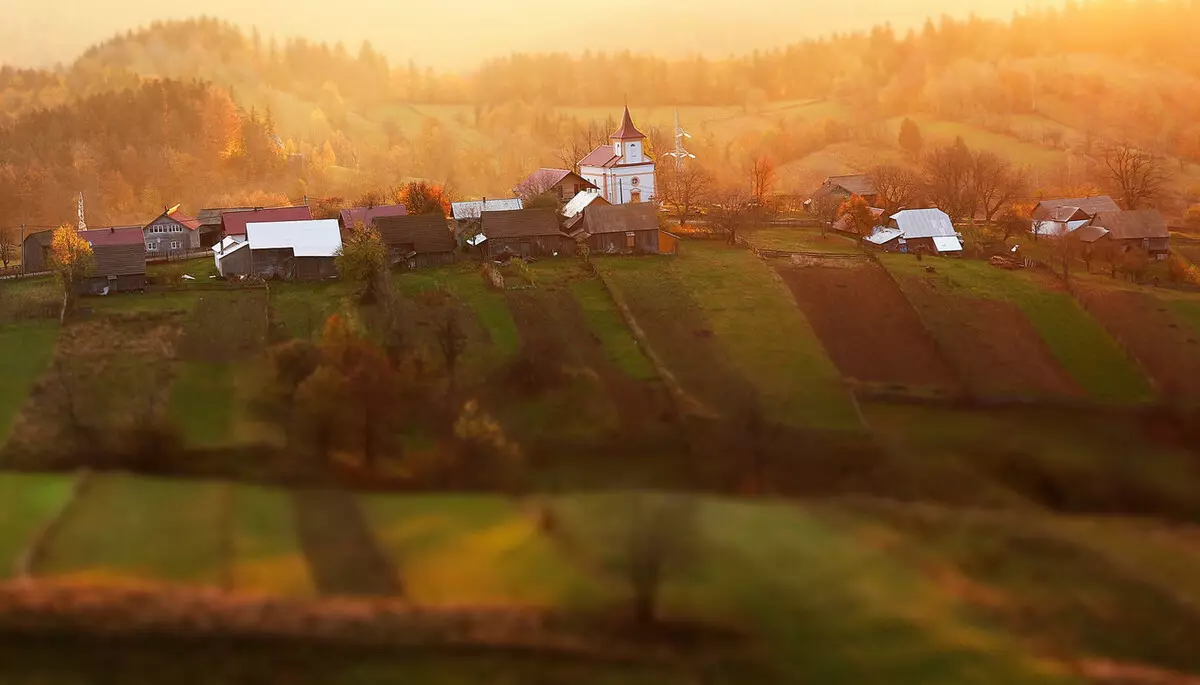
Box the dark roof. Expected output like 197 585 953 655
80 227 146 277
610 106 646 140
222 206 312 236
579 144 620 168
481 208 564 239
825 174 876 197
79 226 145 247
1074 224 1110 244
22 229 53 248
581 202 659 235
1032 196 1120 221
373 214 454 253
339 204 408 229
1091 209 1169 241
198 207 253 227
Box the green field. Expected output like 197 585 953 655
880 255 1152 403
0 321 59 445
229 484 315 596
0 472 73 578
743 227 862 254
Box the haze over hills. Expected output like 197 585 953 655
1 0 1058 69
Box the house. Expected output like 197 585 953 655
517 168 597 205
479 208 574 258
1031 195 1120 236
1088 209 1171 258
576 202 675 254
807 174 878 207
220 206 313 241
562 190 609 232
77 226 147 294
143 204 201 257
19 229 54 273
216 219 342 281
338 204 408 234
373 214 457 269
451 198 524 240
577 107 657 205
197 207 252 248
882 208 963 255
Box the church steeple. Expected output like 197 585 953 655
610 106 646 141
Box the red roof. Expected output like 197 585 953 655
222 206 313 236
579 144 620 168
339 204 408 228
610 106 646 141
79 226 145 247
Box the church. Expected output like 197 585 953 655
577 107 656 205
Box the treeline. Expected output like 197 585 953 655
0 79 288 229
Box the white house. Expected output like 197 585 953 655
578 107 656 205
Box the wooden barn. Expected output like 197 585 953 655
338 204 408 235
19 229 54 274
77 226 147 294
480 208 574 258
373 214 456 269
217 220 342 281
576 202 672 254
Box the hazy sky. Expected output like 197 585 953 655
1 0 1057 70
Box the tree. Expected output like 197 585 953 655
867 164 921 216
48 225 94 324
395 181 451 217
354 189 387 208
1050 229 1082 285
710 187 754 245
748 154 776 206
599 494 700 625
436 303 468 388
922 138 974 221
997 201 1035 241
808 193 843 238
659 163 714 227
969 151 1025 223
0 227 16 269
1102 142 1170 210
335 223 390 303
898 118 923 157
837 194 876 236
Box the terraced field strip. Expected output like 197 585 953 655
0 321 59 446
568 277 657 381
666 243 859 429
396 263 521 365
229 484 315 596
358 495 606 608
0 472 75 578
880 255 1151 402
35 473 228 587
744 227 863 255
292 488 400 597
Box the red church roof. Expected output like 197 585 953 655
579 144 620 168
610 107 646 141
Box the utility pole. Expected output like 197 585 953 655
19 223 25 276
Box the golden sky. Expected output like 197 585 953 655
1 0 1060 70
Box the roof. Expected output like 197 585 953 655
245 219 342 257
864 227 903 245
222 206 313 236
562 191 608 219
826 174 876 197
581 202 659 235
451 198 524 221
213 236 246 257
1091 209 1169 241
339 204 408 228
521 168 573 190
163 205 201 230
198 207 253 227
610 106 646 140
1074 224 1110 244
480 208 565 239
932 236 964 253
373 214 455 254
79 226 145 247
1032 196 1120 221
890 208 956 239
579 144 620 168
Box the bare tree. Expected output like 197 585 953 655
1103 142 1171 209
922 138 974 221
867 164 922 216
602 494 700 625
0 227 16 269
710 187 754 245
1051 230 1083 285
808 193 843 238
659 163 714 227
556 120 609 171
969 152 1026 223
748 154 777 206
514 172 557 202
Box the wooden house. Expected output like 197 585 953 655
451 198 523 240
576 202 673 254
373 214 456 269
515 168 597 204
77 226 147 294
1031 196 1120 236
338 204 408 235
1088 209 1171 258
143 205 202 257
479 208 574 258
884 208 962 255
807 174 878 207
19 229 54 274
562 191 608 232
216 219 342 281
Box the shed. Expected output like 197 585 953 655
515 168 597 204
451 198 524 241
577 203 666 254
864 227 903 251
373 214 456 269
213 236 250 278
562 191 609 232
887 208 961 255
226 219 343 281
20 229 54 273
1090 209 1170 257
480 208 574 258
77 226 147 294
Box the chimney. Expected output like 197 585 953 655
110 226 115 234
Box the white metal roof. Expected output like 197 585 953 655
932 236 964 253
864 227 903 245
245 219 342 257
562 190 604 219
451 198 523 221
891 209 956 239
213 235 245 257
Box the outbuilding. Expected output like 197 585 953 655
479 208 573 258
77 226 147 294
217 219 342 281
576 202 672 254
373 214 457 269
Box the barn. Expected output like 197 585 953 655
217 220 342 281
373 214 457 269
19 230 54 274
576 202 671 254
77 226 147 294
479 208 574 258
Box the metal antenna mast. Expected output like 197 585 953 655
662 109 695 170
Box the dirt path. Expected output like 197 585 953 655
777 261 959 390
291 489 400 597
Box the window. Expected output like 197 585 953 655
170 240 180 250
146 242 157 251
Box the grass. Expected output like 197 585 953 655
37 473 228 587
229 484 315 596
86 289 207 315
666 243 858 429
743 227 862 255
0 472 74 579
0 321 59 446
0 275 58 322
396 263 520 360
357 494 608 608
880 255 1153 403
568 277 657 381
168 362 236 447
269 280 354 340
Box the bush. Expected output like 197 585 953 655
1167 254 1200 286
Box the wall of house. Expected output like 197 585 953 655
250 248 294 279
217 247 252 277
586 230 659 255
294 257 339 281
21 236 51 273
485 235 573 258
144 217 199 256
409 251 457 269
78 274 144 295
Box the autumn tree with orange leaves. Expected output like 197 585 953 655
49 225 94 323
395 181 452 217
837 194 876 236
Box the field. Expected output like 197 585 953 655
0 472 73 578
743 226 862 255
0 321 58 444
